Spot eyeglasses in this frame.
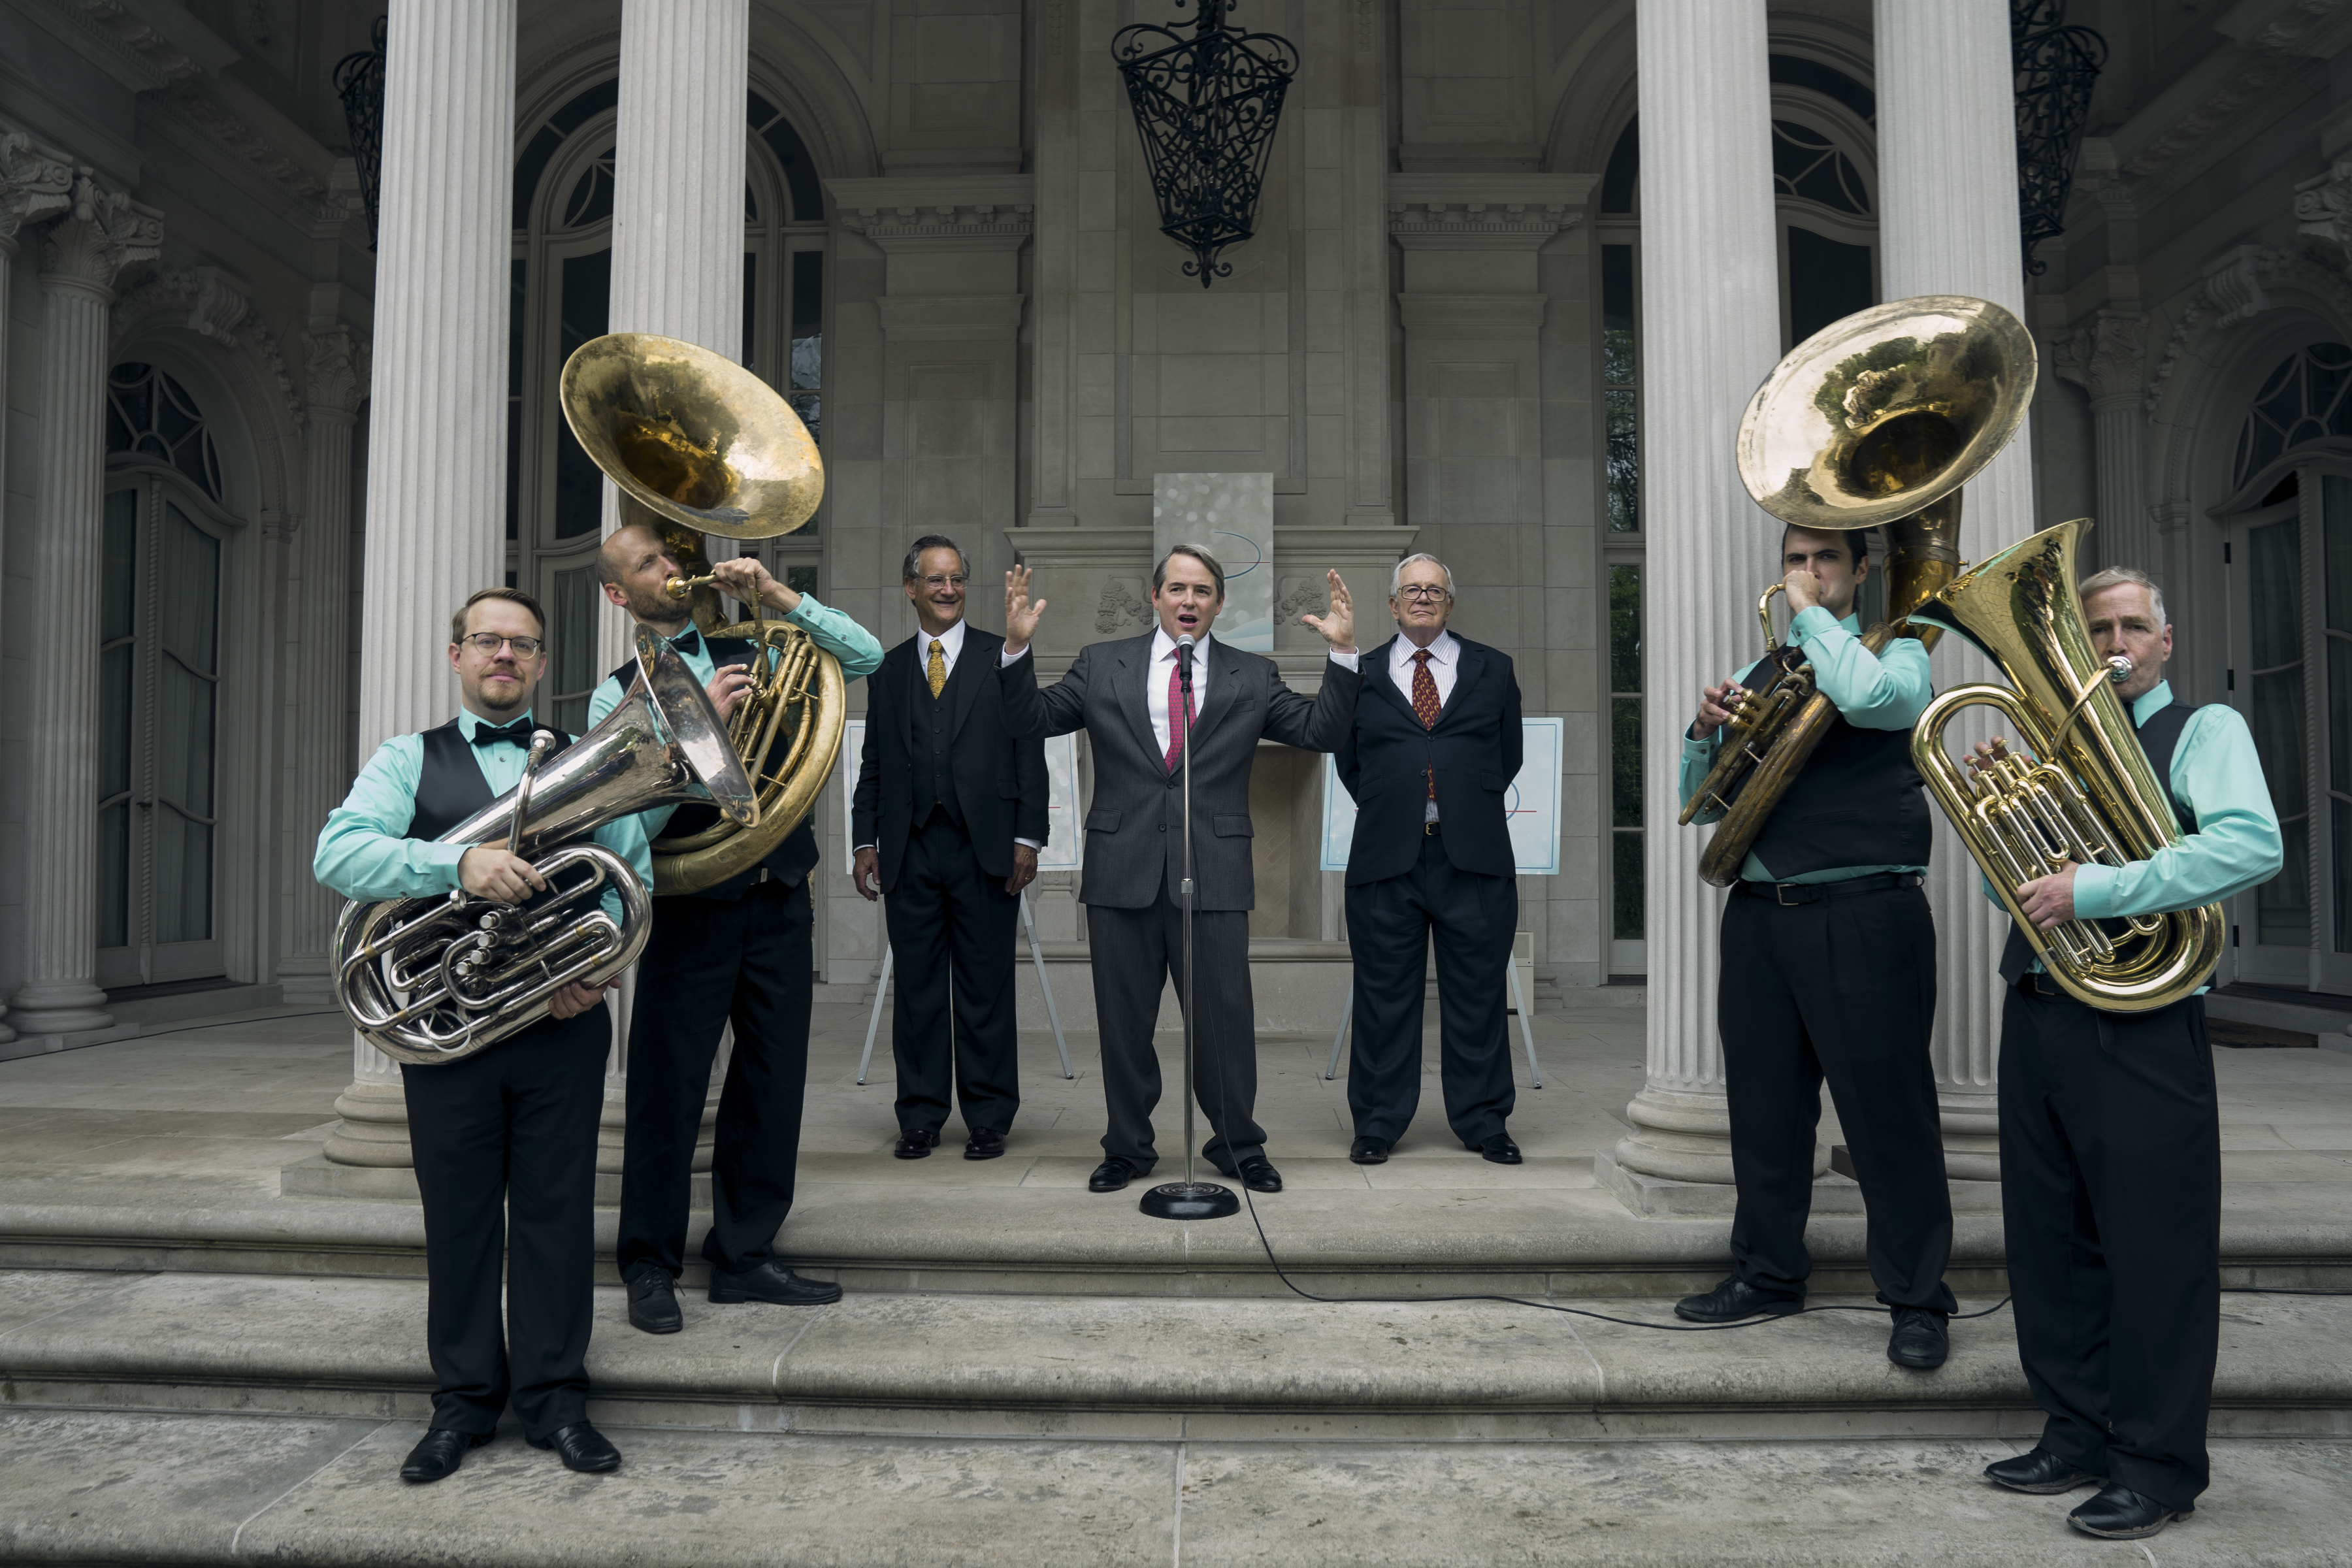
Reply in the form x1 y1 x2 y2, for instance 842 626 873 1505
917 574 969 589
1395 585 1451 602
461 633 544 657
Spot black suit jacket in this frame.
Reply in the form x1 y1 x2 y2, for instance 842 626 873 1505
853 625 1050 894
1336 634 1523 886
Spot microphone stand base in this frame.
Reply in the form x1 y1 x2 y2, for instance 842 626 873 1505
1138 1181 1241 1221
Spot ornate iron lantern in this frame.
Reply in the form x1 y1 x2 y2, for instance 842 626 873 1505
334 14 388 248
2014 0 2107 276
1113 0 1298 287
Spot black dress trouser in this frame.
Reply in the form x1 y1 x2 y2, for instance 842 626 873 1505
1086 898 1266 1175
1999 980 2220 1509
400 1004 610 1441
885 809 1021 1138
1718 879 1957 1313
617 877 813 1281
1343 830 1518 1146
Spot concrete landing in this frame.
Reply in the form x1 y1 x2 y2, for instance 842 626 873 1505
2 1413 2347 1567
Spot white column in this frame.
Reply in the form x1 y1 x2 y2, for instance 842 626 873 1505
8 173 163 1039
1599 0 1784 1201
325 0 516 1171
0 132 74 1046
1875 0 2037 1181
277 327 369 1007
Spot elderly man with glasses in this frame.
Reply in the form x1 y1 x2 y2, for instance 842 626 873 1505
1333 553 1527 1167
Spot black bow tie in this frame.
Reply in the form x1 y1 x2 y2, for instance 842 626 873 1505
669 629 700 657
471 720 537 749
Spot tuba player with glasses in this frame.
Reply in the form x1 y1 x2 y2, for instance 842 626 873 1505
314 587 650 1484
1965 566 2281 1543
1674 523 1959 1371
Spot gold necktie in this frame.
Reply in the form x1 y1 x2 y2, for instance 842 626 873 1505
927 638 947 698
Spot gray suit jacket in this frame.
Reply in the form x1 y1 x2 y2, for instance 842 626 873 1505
998 634 1363 910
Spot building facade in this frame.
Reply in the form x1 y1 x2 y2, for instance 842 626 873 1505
1 0 2345 1175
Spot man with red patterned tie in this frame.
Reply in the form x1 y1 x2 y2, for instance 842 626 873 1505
1334 553 1526 1166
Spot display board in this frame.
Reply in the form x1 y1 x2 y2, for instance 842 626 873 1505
1153 472 1273 651
1320 717 1566 875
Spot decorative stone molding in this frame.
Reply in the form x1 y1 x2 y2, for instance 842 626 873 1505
0 132 74 246
37 169 163 295
1095 578 1151 635
840 204 1036 248
112 265 305 431
2142 242 2352 413
39 0 230 90
2202 244 2273 329
304 325 370 416
1396 293 1548 338
1387 173 1593 251
181 264 249 346
829 176 1040 253
2114 0 2352 188
2296 157 2352 265
2052 310 2148 406
163 81 331 202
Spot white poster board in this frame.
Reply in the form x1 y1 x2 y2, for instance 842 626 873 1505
1153 472 1273 651
1320 717 1566 875
840 720 1083 874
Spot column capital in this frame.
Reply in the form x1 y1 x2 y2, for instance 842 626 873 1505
304 325 371 416
0 131 74 248
37 169 163 299
2051 310 2148 408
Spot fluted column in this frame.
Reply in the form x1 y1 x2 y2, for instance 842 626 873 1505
1599 0 1784 1201
278 328 370 1007
325 0 516 1169
8 172 162 1039
1875 0 2037 1181
0 131 75 1046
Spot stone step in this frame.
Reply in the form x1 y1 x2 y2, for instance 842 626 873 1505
6 1411 2347 1568
4 1267 2349 1445
6 1178 2349 1299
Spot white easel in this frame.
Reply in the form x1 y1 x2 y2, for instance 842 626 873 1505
1322 941 1543 1088
857 890 1075 1085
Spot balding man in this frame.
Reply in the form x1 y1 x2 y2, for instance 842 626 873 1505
591 521 883 1337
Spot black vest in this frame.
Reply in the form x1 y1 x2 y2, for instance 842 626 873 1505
606 641 819 898
412 718 575 841
910 640 964 828
1998 700 2199 984
1739 652 1934 879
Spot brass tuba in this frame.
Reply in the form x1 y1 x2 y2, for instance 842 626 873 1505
559 332 845 896
1908 519 2225 1011
1680 296 2038 886
333 631 758 1064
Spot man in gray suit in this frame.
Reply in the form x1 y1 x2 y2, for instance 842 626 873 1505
998 546 1360 1194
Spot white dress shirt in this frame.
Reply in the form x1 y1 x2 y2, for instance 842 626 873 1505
998 627 1362 756
1391 630 1460 823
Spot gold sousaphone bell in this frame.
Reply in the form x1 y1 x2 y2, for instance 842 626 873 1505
559 332 845 896
1679 295 2038 885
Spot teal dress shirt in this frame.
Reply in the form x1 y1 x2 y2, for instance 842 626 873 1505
1678 606 1933 884
587 593 885 837
1981 680 2284 963
313 706 654 921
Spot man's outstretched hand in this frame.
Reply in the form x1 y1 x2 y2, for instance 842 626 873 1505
1004 564 1048 655
1299 568 1355 655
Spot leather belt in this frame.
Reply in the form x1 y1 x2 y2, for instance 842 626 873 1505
1735 871 1921 906
1423 821 1442 836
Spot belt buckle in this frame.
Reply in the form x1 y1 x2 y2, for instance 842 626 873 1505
1775 882 1802 906
1424 821 1439 836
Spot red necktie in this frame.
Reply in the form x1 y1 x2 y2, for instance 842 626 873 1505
1413 649 1440 799
1164 657 1196 772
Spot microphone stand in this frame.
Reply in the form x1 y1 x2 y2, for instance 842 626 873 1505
1141 634 1239 1221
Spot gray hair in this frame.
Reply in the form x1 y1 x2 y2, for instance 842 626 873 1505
1152 543 1226 598
2078 566 2167 628
1389 552 1456 600
901 534 970 581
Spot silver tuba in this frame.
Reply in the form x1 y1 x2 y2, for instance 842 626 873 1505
332 629 757 1065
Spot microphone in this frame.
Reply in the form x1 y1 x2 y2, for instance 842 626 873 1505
1175 632 1195 691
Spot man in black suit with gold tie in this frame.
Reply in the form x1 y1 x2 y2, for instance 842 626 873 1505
1335 553 1526 1166
852 536 1050 1160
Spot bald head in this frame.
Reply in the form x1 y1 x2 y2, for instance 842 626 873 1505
598 522 662 585
598 522 693 631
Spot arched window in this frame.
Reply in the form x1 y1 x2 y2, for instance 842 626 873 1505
101 366 231 985
2219 341 2352 994
507 78 830 731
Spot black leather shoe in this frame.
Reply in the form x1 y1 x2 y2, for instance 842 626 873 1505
528 1422 621 1475
1887 1307 1950 1370
1235 1156 1282 1193
1089 1157 1139 1192
708 1259 843 1306
894 1128 940 1159
2068 1484 2191 1539
399 1428 485 1484
1349 1135 1390 1165
1983 1447 2104 1495
1469 1133 1522 1165
626 1271 682 1335
965 1127 1006 1160
1674 1276 1801 1323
